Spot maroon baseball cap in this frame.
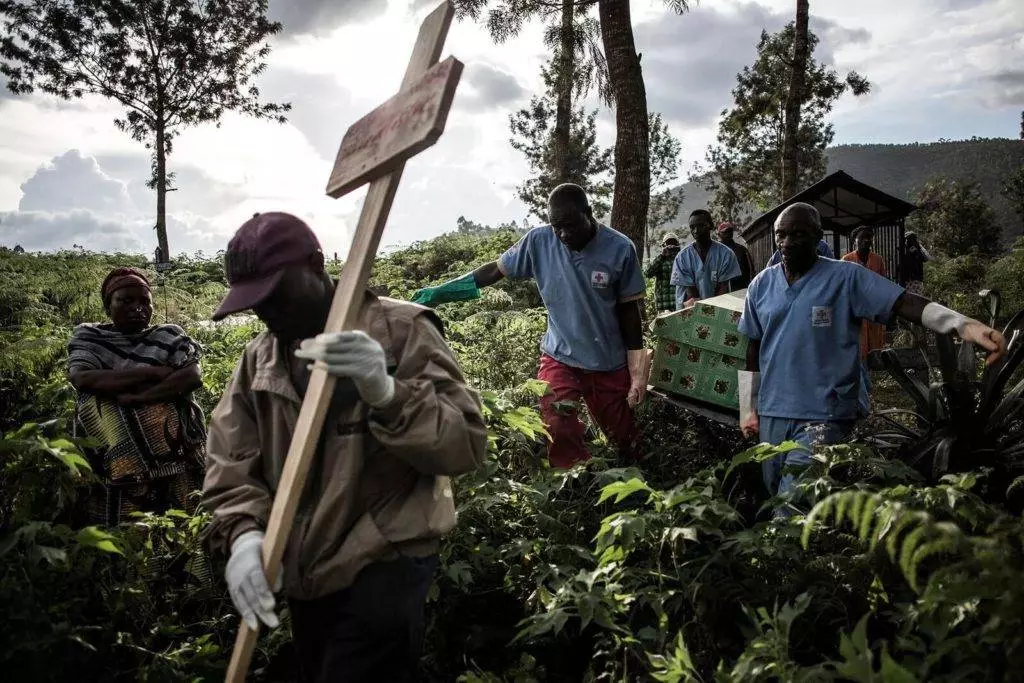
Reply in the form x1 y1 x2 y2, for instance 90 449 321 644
211 212 322 321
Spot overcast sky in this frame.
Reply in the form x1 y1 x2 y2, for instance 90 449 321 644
0 0 1021 258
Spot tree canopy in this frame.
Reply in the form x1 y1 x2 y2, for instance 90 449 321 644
509 62 613 220
910 177 1003 257
0 0 290 260
703 23 869 214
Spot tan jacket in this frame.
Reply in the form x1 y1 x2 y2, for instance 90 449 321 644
202 292 487 600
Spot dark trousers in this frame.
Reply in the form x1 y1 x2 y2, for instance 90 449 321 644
288 554 438 683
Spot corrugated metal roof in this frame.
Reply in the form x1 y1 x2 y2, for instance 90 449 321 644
741 170 917 241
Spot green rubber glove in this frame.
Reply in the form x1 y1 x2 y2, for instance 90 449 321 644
411 272 482 308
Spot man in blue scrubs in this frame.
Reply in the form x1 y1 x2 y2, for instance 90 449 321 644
737 203 1005 512
412 184 648 468
670 209 741 308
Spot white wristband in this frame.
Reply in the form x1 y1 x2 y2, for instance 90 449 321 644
738 370 760 422
921 302 973 336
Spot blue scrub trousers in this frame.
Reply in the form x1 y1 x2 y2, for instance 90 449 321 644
759 417 854 498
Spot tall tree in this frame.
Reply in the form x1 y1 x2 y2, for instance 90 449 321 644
456 0 608 189
509 62 613 220
701 158 748 226
780 0 810 199
0 0 289 261
598 0 691 255
704 24 869 212
552 0 576 181
598 0 648 256
646 112 683 259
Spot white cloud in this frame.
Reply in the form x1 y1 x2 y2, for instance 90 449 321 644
0 0 1020 259
0 209 146 252
18 150 134 214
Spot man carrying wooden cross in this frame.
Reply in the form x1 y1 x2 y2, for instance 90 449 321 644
413 183 648 469
201 212 487 681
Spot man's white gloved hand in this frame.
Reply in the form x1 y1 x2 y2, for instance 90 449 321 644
226 530 281 631
920 302 1007 366
294 331 395 407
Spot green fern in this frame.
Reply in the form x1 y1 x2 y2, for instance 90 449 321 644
802 490 966 592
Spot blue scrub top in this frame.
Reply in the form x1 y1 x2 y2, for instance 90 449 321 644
670 241 741 305
499 224 645 372
738 258 904 421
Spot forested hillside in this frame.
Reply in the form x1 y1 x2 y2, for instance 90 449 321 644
671 138 1023 237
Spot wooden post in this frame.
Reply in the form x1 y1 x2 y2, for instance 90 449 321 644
223 3 461 681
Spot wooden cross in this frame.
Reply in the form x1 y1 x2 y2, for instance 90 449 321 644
224 3 462 680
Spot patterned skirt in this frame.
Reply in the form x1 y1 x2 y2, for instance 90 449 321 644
76 394 214 589
76 394 207 525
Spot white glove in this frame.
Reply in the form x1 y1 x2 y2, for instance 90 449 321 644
226 530 280 631
294 331 396 407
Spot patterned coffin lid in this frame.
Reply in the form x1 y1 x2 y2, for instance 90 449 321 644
649 288 749 359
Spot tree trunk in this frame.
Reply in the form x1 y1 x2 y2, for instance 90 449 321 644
599 0 649 256
155 121 170 263
551 0 575 184
780 0 809 200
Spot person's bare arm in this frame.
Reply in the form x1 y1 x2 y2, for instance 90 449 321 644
471 262 505 289
715 282 730 295
618 299 648 407
685 286 700 301
69 366 172 396
616 300 644 350
119 364 203 405
746 339 760 372
892 291 928 323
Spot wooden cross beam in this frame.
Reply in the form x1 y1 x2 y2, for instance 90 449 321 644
224 3 462 680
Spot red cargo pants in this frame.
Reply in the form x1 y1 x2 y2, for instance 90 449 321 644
537 354 641 469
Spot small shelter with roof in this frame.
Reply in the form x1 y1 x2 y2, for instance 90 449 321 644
740 170 917 282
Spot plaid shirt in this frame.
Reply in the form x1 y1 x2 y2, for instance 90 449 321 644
645 252 677 311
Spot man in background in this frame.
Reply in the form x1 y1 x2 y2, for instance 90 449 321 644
900 231 931 294
645 233 681 312
716 222 755 291
900 231 932 347
670 209 741 308
842 227 888 360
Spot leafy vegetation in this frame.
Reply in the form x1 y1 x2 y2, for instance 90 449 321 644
908 178 1003 257
1 227 1022 681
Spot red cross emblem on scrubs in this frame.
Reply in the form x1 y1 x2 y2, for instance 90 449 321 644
591 270 609 288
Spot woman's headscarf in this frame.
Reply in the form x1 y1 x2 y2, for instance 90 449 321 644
101 267 151 304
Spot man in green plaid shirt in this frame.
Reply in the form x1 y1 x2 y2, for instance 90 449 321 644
645 233 681 312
